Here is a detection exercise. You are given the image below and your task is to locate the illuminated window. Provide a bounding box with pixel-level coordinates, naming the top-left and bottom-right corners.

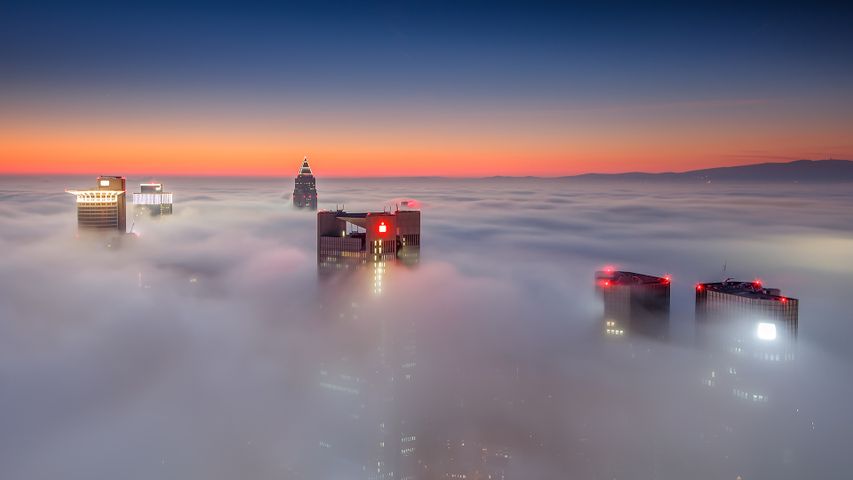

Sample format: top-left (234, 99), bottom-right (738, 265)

top-left (756, 322), bottom-right (777, 341)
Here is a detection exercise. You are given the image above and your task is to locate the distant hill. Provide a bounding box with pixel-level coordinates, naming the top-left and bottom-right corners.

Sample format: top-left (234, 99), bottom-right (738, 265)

top-left (567, 159), bottom-right (853, 182)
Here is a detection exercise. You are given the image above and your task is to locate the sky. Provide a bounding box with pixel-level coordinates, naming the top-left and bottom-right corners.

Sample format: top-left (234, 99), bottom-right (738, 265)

top-left (1, 1), bottom-right (853, 176)
top-left (2, 176), bottom-right (853, 478)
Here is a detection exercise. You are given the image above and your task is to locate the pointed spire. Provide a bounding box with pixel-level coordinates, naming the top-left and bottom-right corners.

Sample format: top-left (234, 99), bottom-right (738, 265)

top-left (298, 156), bottom-right (313, 176)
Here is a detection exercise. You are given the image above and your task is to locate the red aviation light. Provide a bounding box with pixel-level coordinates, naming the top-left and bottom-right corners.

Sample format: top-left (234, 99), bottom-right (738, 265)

top-left (663, 274), bottom-right (672, 284)
top-left (603, 280), bottom-right (611, 287)
top-left (378, 222), bottom-right (387, 233)
top-left (696, 283), bottom-right (704, 292)
top-left (780, 297), bottom-right (788, 303)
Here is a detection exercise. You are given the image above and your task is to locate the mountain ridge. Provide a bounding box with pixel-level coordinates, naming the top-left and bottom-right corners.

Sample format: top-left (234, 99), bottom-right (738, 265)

top-left (561, 159), bottom-right (853, 182)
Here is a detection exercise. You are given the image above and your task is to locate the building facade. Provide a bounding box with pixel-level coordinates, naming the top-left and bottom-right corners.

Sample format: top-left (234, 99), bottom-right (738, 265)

top-left (67, 176), bottom-right (127, 233)
top-left (695, 279), bottom-right (798, 340)
top-left (318, 209), bottom-right (421, 274)
top-left (694, 279), bottom-right (802, 473)
top-left (311, 218), bottom-right (422, 480)
top-left (132, 182), bottom-right (173, 216)
top-left (695, 279), bottom-right (799, 404)
top-left (293, 156), bottom-right (318, 210)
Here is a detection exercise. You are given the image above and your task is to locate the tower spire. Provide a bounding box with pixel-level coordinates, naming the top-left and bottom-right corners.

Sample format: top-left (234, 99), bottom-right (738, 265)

top-left (293, 156), bottom-right (318, 210)
top-left (299, 156), bottom-right (313, 176)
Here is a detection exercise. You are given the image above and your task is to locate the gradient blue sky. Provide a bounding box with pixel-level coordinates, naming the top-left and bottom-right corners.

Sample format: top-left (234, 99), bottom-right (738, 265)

top-left (2, 1), bottom-right (852, 175)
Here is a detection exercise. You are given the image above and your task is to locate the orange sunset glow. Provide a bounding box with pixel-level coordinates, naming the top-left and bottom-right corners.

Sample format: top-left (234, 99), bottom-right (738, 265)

top-left (2, 95), bottom-right (850, 177)
top-left (1, 1), bottom-right (851, 177)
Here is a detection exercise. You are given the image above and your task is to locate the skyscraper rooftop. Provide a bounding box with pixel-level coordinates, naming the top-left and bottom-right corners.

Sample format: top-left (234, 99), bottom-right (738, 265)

top-left (293, 156), bottom-right (318, 210)
top-left (317, 208), bottom-right (421, 274)
top-left (595, 269), bottom-right (670, 339)
top-left (66, 176), bottom-right (127, 233)
top-left (132, 182), bottom-right (173, 216)
top-left (695, 279), bottom-right (798, 339)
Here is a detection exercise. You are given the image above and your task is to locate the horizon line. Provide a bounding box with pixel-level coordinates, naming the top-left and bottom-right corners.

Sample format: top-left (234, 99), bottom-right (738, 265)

top-left (0, 158), bottom-right (848, 180)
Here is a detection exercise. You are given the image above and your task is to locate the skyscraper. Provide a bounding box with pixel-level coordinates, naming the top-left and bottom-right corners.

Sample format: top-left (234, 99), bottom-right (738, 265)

top-left (310, 206), bottom-right (423, 478)
top-left (694, 278), bottom-right (802, 471)
top-left (293, 156), bottom-right (318, 210)
top-left (132, 182), bottom-right (173, 216)
top-left (595, 269), bottom-right (671, 339)
top-left (66, 176), bottom-right (127, 233)
top-left (695, 279), bottom-right (798, 339)
top-left (317, 208), bottom-right (421, 275)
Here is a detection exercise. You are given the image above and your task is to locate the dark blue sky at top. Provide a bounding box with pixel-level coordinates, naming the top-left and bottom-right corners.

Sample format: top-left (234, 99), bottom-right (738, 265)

top-left (1, 1), bottom-right (852, 106)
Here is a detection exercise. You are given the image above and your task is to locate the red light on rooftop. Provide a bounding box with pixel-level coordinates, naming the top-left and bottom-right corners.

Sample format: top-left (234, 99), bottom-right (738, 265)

top-left (378, 221), bottom-right (387, 233)
top-left (604, 280), bottom-right (611, 287)
top-left (663, 274), bottom-right (672, 284)
top-left (780, 297), bottom-right (788, 303)
top-left (603, 265), bottom-right (615, 273)
top-left (696, 283), bottom-right (704, 292)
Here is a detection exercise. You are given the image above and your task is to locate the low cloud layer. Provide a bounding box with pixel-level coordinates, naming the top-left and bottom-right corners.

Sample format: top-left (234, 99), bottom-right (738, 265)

top-left (1, 176), bottom-right (852, 479)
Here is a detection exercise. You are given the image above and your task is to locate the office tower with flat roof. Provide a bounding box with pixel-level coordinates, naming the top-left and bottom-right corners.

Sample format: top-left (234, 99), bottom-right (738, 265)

top-left (595, 269), bottom-right (671, 339)
top-left (293, 156), bottom-right (318, 210)
top-left (310, 207), bottom-right (422, 478)
top-left (66, 176), bottom-right (127, 233)
top-left (694, 278), bottom-right (803, 469)
top-left (132, 182), bottom-right (173, 216)
top-left (695, 279), bottom-right (798, 339)
top-left (317, 208), bottom-right (420, 274)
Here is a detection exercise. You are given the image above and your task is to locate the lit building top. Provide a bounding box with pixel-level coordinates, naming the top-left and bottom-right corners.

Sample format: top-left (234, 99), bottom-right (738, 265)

top-left (696, 279), bottom-right (798, 339)
top-left (696, 279), bottom-right (799, 411)
top-left (696, 279), bottom-right (795, 303)
top-left (293, 156), bottom-right (318, 210)
top-left (298, 157), bottom-right (314, 176)
top-left (132, 183), bottom-right (173, 206)
top-left (133, 192), bottom-right (174, 205)
top-left (318, 209), bottom-right (421, 253)
top-left (66, 176), bottom-right (127, 232)
top-left (66, 175), bottom-right (126, 200)
top-left (317, 208), bottom-right (421, 275)
top-left (66, 190), bottom-right (125, 203)
top-left (595, 269), bottom-right (670, 340)
top-left (595, 269), bottom-right (671, 288)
